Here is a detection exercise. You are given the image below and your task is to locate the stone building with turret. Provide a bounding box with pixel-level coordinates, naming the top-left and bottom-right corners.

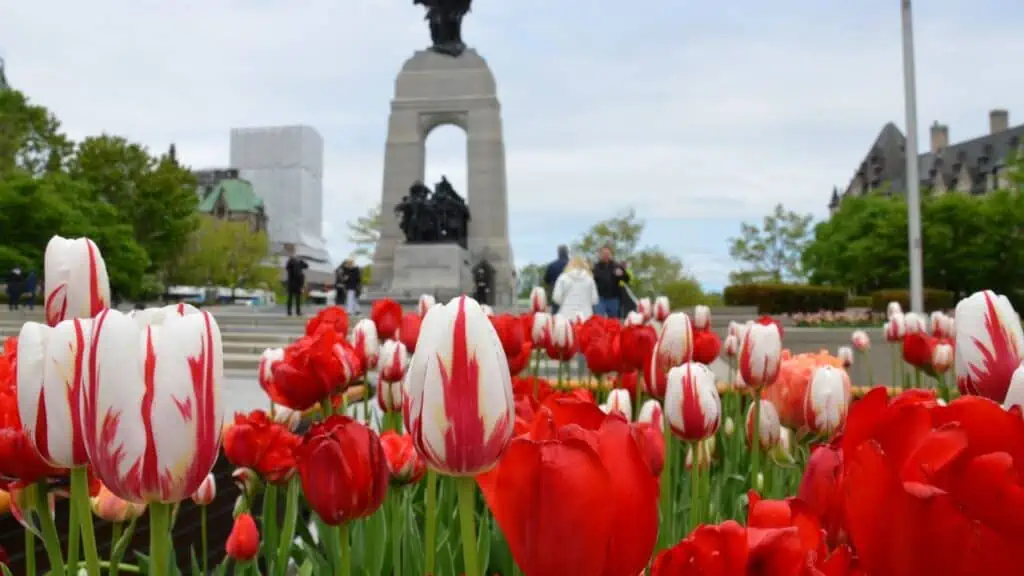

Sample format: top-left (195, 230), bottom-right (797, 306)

top-left (829, 109), bottom-right (1024, 214)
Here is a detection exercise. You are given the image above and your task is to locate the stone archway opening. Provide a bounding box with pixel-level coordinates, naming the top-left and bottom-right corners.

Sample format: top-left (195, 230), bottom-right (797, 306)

top-left (423, 123), bottom-right (468, 205)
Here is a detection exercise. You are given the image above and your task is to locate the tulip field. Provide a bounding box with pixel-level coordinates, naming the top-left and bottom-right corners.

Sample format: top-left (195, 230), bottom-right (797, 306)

top-left (2, 237), bottom-right (1024, 575)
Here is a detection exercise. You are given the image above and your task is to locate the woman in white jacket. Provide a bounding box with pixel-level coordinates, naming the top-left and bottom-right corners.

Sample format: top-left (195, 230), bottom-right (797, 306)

top-left (552, 256), bottom-right (599, 321)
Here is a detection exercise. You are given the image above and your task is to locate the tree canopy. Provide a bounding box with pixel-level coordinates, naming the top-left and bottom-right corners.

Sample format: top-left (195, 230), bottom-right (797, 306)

top-left (173, 218), bottom-right (276, 291)
top-left (346, 203), bottom-right (381, 261)
top-left (0, 85), bottom-right (200, 299)
top-left (802, 170), bottom-right (1024, 299)
top-left (728, 203), bottom-right (812, 284)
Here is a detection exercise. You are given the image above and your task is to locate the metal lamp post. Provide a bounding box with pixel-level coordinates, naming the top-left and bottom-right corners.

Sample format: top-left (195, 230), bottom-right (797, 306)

top-left (900, 0), bottom-right (925, 313)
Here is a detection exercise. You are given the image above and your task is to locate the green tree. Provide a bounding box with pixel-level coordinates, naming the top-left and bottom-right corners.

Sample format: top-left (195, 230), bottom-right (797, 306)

top-left (346, 203), bottom-right (382, 261)
top-left (69, 136), bottom-right (199, 278)
top-left (572, 208), bottom-right (699, 298)
top-left (175, 218), bottom-right (276, 294)
top-left (516, 263), bottom-right (544, 299)
top-left (728, 203), bottom-right (813, 283)
top-left (0, 88), bottom-right (73, 175)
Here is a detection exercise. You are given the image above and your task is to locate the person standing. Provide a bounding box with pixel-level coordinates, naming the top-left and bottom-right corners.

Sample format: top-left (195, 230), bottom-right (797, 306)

top-left (23, 270), bottom-right (37, 310)
top-left (6, 267), bottom-right (23, 311)
top-left (337, 259), bottom-right (362, 315)
top-left (543, 245), bottom-right (570, 313)
top-left (592, 244), bottom-right (628, 318)
top-left (284, 252), bottom-right (309, 316)
top-left (552, 256), bottom-right (598, 321)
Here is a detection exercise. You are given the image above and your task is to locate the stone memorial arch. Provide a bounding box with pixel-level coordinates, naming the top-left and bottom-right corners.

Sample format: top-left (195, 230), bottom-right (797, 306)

top-left (370, 48), bottom-right (515, 305)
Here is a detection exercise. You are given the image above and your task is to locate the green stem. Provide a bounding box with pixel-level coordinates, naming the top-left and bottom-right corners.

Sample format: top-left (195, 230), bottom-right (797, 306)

top-left (200, 506), bottom-right (208, 576)
top-left (750, 389), bottom-right (762, 489)
top-left (30, 484), bottom-right (64, 575)
top-left (338, 523), bottom-right (351, 576)
top-left (67, 485), bottom-right (80, 574)
top-left (531, 348), bottom-right (541, 382)
top-left (262, 484), bottom-right (280, 573)
top-left (67, 560), bottom-right (143, 574)
top-left (71, 467), bottom-right (102, 576)
top-left (634, 371), bottom-right (644, 420)
top-left (455, 477), bottom-right (481, 576)
top-left (424, 469), bottom-right (439, 575)
top-left (390, 492), bottom-right (402, 576)
top-left (659, 433), bottom-right (674, 549)
top-left (24, 523), bottom-right (35, 576)
top-left (149, 502), bottom-right (172, 576)
top-left (890, 343), bottom-right (899, 390)
top-left (275, 479), bottom-right (300, 576)
top-left (110, 522), bottom-right (122, 576)
top-left (689, 441), bottom-right (701, 532)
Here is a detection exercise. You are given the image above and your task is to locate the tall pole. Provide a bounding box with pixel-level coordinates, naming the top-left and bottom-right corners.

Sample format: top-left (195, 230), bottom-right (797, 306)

top-left (900, 0), bottom-right (925, 313)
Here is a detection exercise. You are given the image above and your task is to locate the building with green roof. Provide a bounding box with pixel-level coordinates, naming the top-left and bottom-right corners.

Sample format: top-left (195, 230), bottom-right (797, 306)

top-left (196, 173), bottom-right (268, 233)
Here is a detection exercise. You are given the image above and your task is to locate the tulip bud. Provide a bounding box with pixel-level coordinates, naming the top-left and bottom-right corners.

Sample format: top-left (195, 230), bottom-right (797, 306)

top-left (404, 296), bottom-right (515, 476)
top-left (723, 416), bottom-right (735, 437)
top-left (931, 343), bottom-right (953, 374)
top-left (191, 474), bottom-right (217, 506)
top-left (745, 399), bottom-right (781, 450)
top-left (530, 286), bottom-right (547, 313)
top-left (549, 314), bottom-right (575, 351)
top-left (258, 347), bottom-right (285, 396)
top-left (738, 321), bottom-right (782, 389)
top-left (769, 427), bottom-right (796, 465)
top-left (232, 468), bottom-right (263, 500)
top-left (851, 330), bottom-right (870, 352)
top-left (637, 298), bottom-right (652, 321)
top-left (887, 301), bottom-right (903, 319)
top-left (904, 312), bottom-right (927, 335)
top-left (755, 472), bottom-right (764, 492)
top-left (885, 314), bottom-right (906, 342)
top-left (638, 399), bottom-right (664, 431)
top-left (804, 366), bottom-right (850, 436)
top-left (378, 339), bottom-right (409, 384)
top-left (955, 290), bottom-right (1024, 401)
top-left (91, 484), bottom-right (146, 523)
top-left (352, 318), bottom-right (380, 370)
top-left (418, 294), bottom-right (436, 317)
top-left (653, 296), bottom-right (671, 322)
top-left (728, 321), bottom-right (744, 339)
top-left (226, 513), bottom-right (260, 562)
top-left (837, 346), bottom-right (854, 368)
top-left (693, 305), bottom-right (711, 331)
top-left (685, 437), bottom-right (715, 470)
top-left (664, 362), bottom-right (721, 442)
top-left (658, 313), bottom-right (694, 365)
top-left (605, 388), bottom-right (632, 421)
top-left (624, 311), bottom-right (644, 326)
top-left (723, 334), bottom-right (739, 358)
top-left (380, 431), bottom-right (426, 486)
top-left (43, 235), bottom-right (112, 327)
top-left (531, 312), bottom-right (552, 347)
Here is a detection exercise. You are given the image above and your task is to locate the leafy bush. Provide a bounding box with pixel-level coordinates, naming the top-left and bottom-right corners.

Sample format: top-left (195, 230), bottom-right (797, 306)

top-left (848, 295), bottom-right (872, 308)
top-left (870, 289), bottom-right (955, 313)
top-left (723, 284), bottom-right (847, 314)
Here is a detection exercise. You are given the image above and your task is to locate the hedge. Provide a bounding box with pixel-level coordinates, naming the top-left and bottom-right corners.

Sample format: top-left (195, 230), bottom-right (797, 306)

top-left (848, 295), bottom-right (872, 308)
top-left (722, 284), bottom-right (847, 314)
top-left (870, 289), bottom-right (955, 313)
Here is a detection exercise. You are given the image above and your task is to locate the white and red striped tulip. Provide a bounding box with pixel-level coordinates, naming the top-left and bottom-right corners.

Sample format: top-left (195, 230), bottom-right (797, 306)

top-left (130, 303), bottom-right (201, 329)
top-left (664, 362), bottom-right (720, 442)
top-left (932, 343), bottom-right (954, 374)
top-left (738, 321), bottom-right (782, 389)
top-left (904, 312), bottom-right (927, 335)
top-left (604, 388), bottom-right (632, 421)
top-left (378, 340), bottom-right (409, 383)
top-left (418, 294), bottom-right (436, 317)
top-left (549, 314), bottom-right (575, 351)
top-left (624, 311), bottom-right (644, 326)
top-left (258, 347), bottom-right (284, 396)
top-left (851, 330), bottom-right (870, 352)
top-left (16, 319), bottom-right (94, 467)
top-left (191, 473), bottom-right (217, 506)
top-left (636, 298), bottom-right (652, 321)
top-left (837, 346), bottom-right (854, 368)
top-left (745, 399), bottom-right (781, 450)
top-left (403, 296), bottom-right (515, 476)
top-left (82, 308), bottom-right (224, 503)
top-left (955, 290), bottom-right (1024, 401)
top-left (43, 236), bottom-right (111, 327)
top-left (693, 305), bottom-right (711, 331)
top-left (769, 427), bottom-right (796, 465)
top-left (803, 366), bottom-right (850, 436)
top-left (481, 304), bottom-right (494, 317)
top-left (886, 301), bottom-right (903, 319)
top-left (723, 334), bottom-right (739, 358)
top-left (653, 296), bottom-right (671, 323)
top-left (531, 312), bottom-right (552, 347)
top-left (884, 314), bottom-right (906, 342)
top-left (728, 321), bottom-right (744, 339)
top-left (1002, 365), bottom-right (1024, 412)
top-left (644, 312), bottom-right (694, 398)
top-left (352, 318), bottom-right (380, 370)
top-left (638, 399), bottom-right (664, 431)
top-left (529, 286), bottom-right (547, 313)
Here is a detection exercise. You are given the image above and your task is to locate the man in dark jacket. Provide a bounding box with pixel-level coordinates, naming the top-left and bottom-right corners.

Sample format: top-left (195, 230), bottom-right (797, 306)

top-left (284, 251), bottom-right (309, 316)
top-left (591, 245), bottom-right (628, 318)
top-left (336, 259), bottom-right (362, 315)
top-left (543, 245), bottom-right (569, 313)
top-left (6, 267), bottom-right (23, 311)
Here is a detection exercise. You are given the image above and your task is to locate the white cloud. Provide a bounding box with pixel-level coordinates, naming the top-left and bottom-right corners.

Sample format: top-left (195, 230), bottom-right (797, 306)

top-left (3, 0), bottom-right (1024, 277)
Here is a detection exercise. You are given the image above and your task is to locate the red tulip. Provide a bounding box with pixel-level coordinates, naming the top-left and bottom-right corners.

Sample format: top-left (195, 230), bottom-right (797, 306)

top-left (506, 340), bottom-right (533, 377)
top-left (295, 415), bottom-right (389, 525)
top-left (223, 411), bottom-right (301, 484)
top-left (225, 513), bottom-right (260, 562)
top-left (490, 314), bottom-right (525, 360)
top-left (691, 329), bottom-right (721, 365)
top-left (797, 444), bottom-right (845, 547)
top-left (477, 400), bottom-right (658, 576)
top-left (270, 329), bottom-right (362, 411)
top-left (306, 305), bottom-right (349, 338)
top-left (397, 313), bottom-right (422, 353)
top-left (650, 520), bottom-right (808, 575)
top-left (619, 324), bottom-right (656, 373)
top-left (902, 331), bottom-right (938, 374)
top-left (371, 298), bottom-right (403, 341)
top-left (379, 431), bottom-right (426, 485)
top-left (584, 331), bottom-right (621, 375)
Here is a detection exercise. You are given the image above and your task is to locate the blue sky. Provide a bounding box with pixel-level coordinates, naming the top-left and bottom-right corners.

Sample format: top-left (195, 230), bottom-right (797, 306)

top-left (4, 1), bottom-right (1024, 291)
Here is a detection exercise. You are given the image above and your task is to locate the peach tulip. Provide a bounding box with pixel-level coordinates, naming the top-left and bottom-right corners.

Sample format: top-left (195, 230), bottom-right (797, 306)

top-left (762, 350), bottom-right (845, 429)
top-left (91, 484), bottom-right (146, 523)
